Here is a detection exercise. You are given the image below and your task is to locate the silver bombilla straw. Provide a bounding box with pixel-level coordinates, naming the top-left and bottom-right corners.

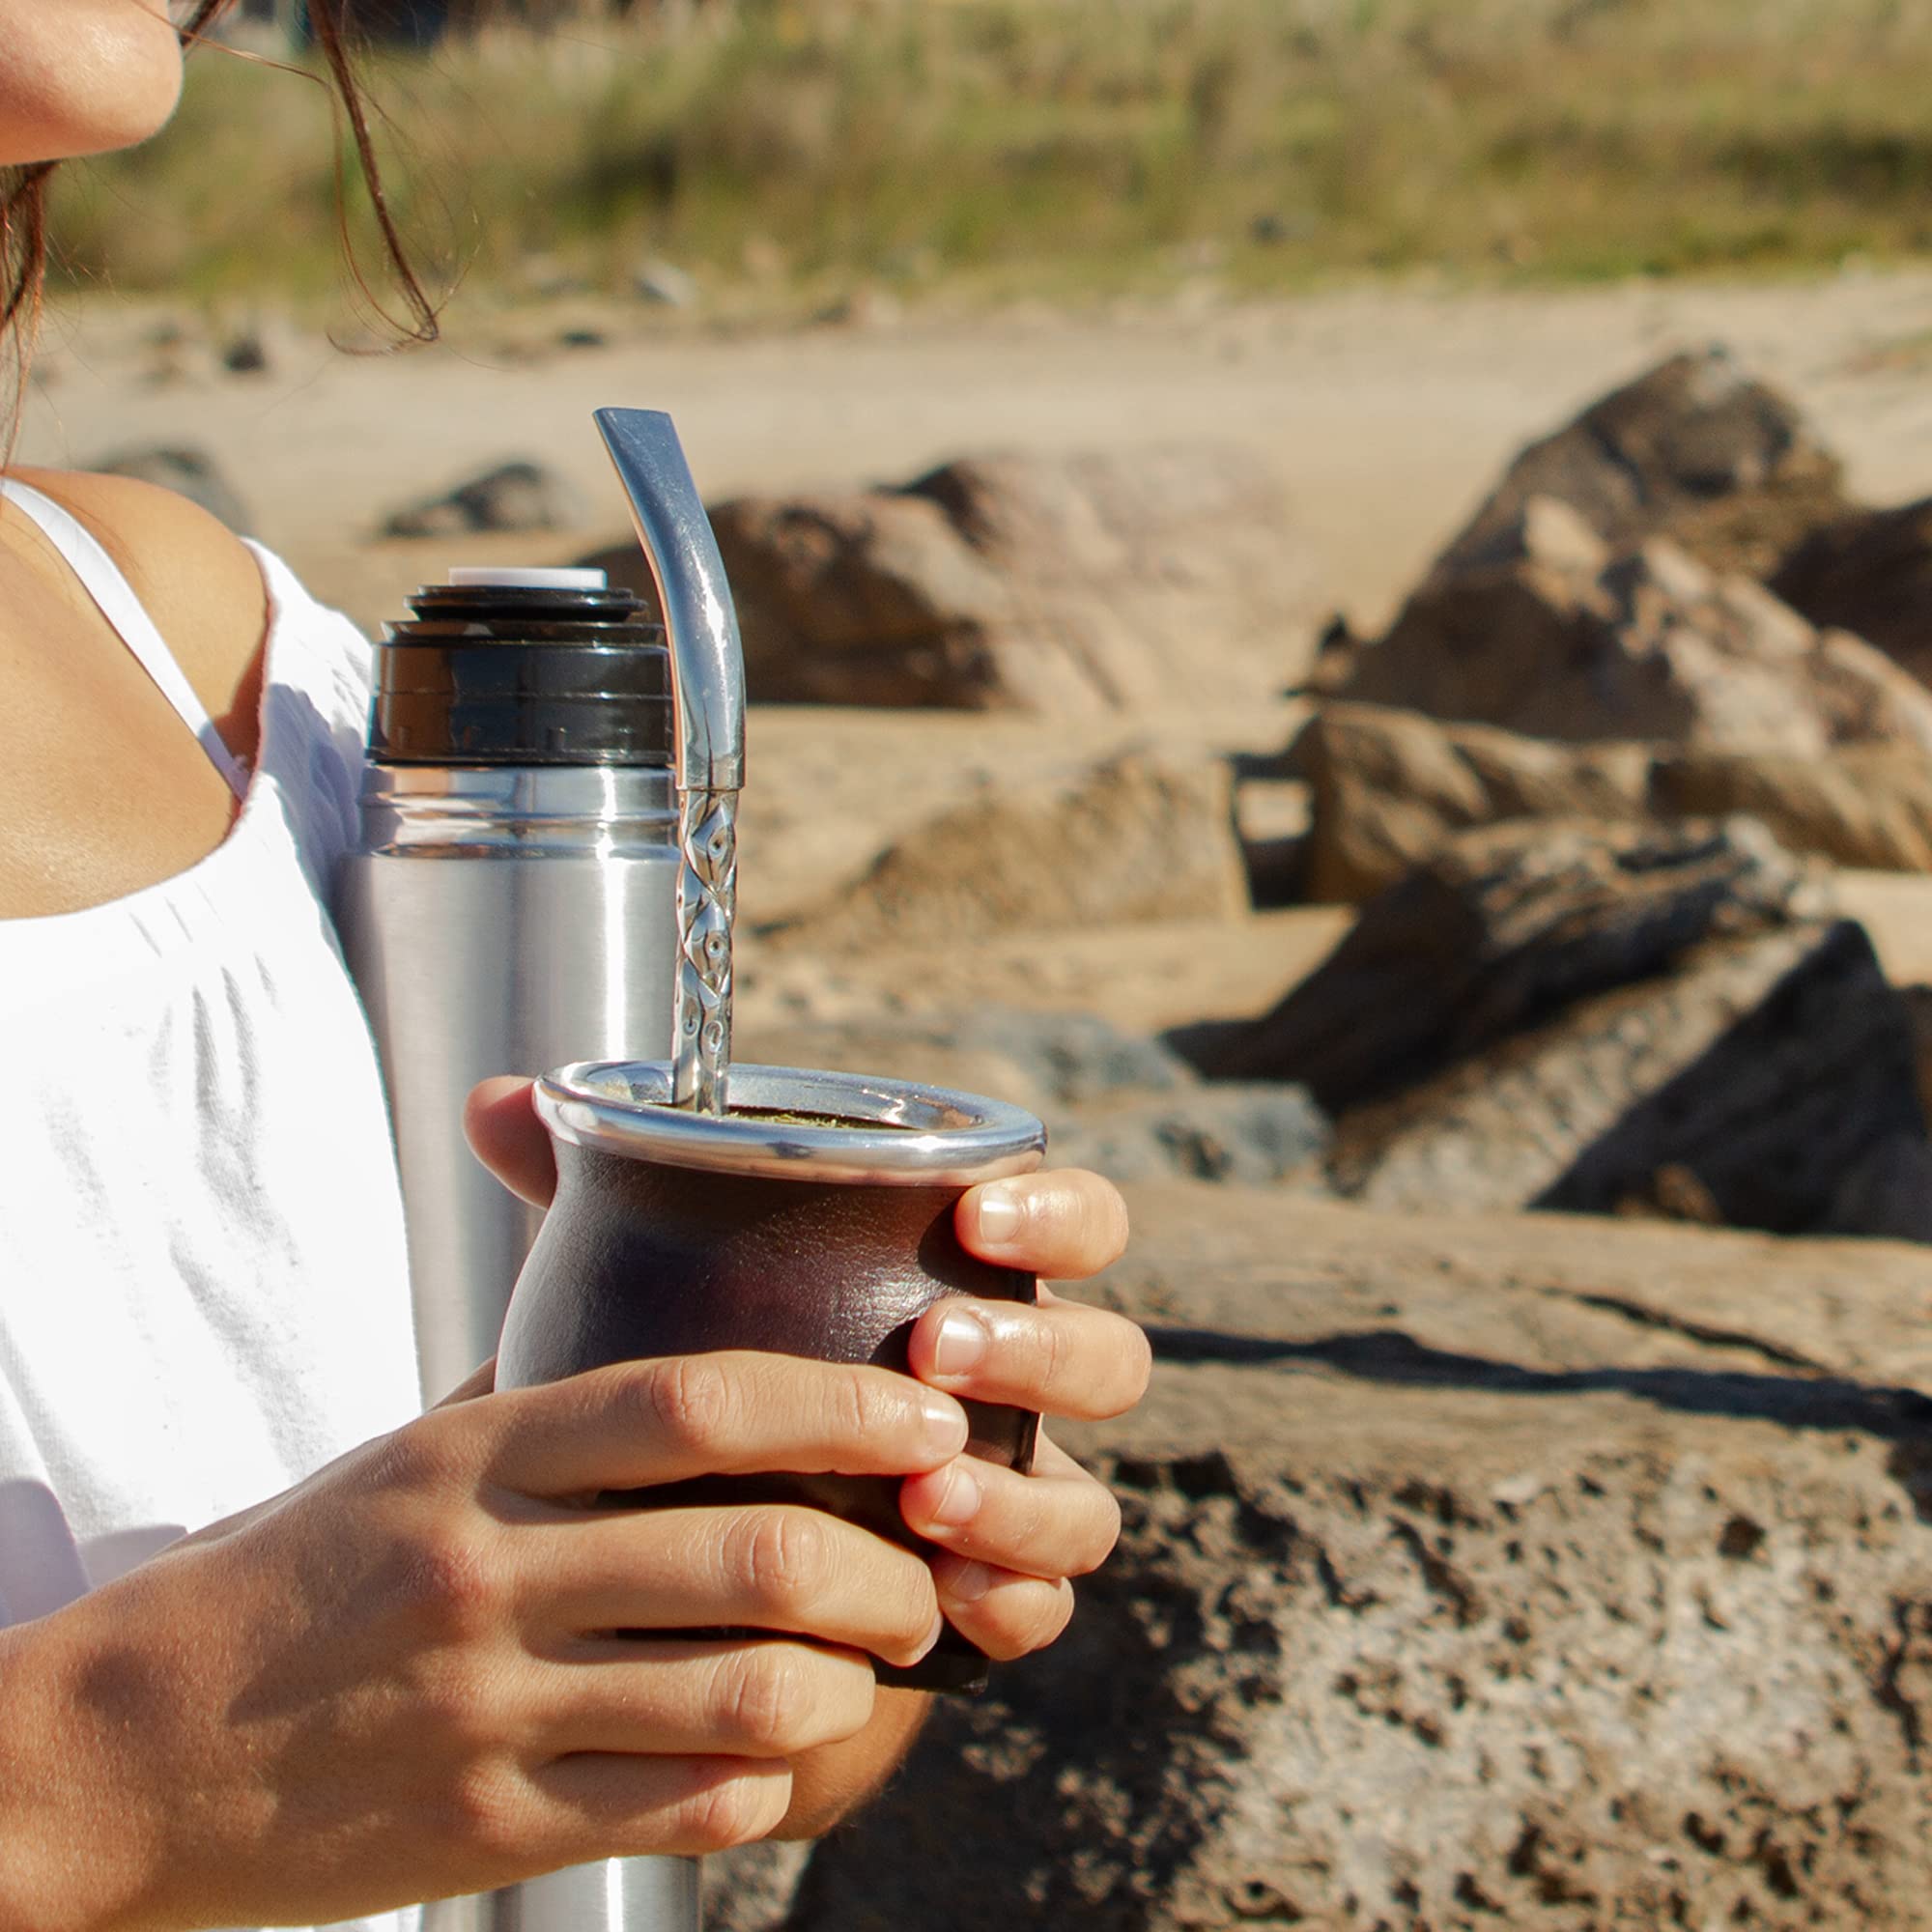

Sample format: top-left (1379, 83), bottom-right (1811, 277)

top-left (595, 409), bottom-right (746, 1117)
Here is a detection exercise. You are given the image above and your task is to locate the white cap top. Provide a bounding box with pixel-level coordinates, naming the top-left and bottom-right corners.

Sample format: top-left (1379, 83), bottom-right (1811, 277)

top-left (446, 565), bottom-right (610, 591)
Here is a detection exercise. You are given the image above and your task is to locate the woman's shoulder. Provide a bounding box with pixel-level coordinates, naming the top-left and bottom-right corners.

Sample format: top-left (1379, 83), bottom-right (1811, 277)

top-left (10, 465), bottom-right (270, 716)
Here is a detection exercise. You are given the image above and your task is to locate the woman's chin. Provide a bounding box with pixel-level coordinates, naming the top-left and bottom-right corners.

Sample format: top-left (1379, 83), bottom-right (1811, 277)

top-left (0, 0), bottom-right (186, 164)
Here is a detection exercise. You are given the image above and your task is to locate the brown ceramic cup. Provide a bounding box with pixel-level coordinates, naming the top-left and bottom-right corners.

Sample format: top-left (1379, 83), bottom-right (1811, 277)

top-left (497, 1060), bottom-right (1049, 1694)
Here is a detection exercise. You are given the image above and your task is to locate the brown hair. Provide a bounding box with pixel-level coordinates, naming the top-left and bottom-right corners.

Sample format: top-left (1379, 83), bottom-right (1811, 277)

top-left (0, 0), bottom-right (436, 383)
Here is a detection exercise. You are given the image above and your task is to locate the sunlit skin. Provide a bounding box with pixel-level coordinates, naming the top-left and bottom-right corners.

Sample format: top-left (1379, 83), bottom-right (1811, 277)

top-left (0, 5), bottom-right (1151, 1926)
top-left (0, 0), bottom-right (185, 164)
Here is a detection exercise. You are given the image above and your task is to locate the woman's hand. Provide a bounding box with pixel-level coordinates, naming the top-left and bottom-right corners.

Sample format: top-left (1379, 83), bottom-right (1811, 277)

top-left (0, 1351), bottom-right (970, 1932)
top-left (466, 1076), bottom-right (1149, 1667)
top-left (459, 1079), bottom-right (1148, 1840)
top-left (905, 1171), bottom-right (1144, 1660)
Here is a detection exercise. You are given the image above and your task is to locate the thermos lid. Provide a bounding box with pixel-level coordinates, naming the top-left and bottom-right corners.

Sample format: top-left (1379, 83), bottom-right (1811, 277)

top-left (369, 569), bottom-right (672, 767)
top-left (537, 1062), bottom-right (1049, 1187)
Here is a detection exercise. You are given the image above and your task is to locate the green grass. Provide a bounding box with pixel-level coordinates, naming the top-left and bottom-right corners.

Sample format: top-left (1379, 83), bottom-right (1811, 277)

top-left (48, 0), bottom-right (1932, 319)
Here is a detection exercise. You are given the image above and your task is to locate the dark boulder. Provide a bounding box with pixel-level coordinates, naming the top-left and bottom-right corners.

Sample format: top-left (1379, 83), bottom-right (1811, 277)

top-left (1334, 499), bottom-right (1932, 753)
top-left (643, 445), bottom-right (1321, 714)
top-left (1195, 816), bottom-right (1808, 1112)
top-left (1330, 918), bottom-right (1927, 1238)
top-left (1434, 345), bottom-right (1849, 583)
top-left (1771, 496), bottom-right (1932, 691)
top-left (381, 459), bottom-right (587, 539)
top-left (1295, 701), bottom-right (1652, 903)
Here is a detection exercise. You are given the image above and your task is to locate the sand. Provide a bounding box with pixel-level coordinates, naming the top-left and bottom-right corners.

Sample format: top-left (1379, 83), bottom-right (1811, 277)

top-left (19, 268), bottom-right (1932, 638)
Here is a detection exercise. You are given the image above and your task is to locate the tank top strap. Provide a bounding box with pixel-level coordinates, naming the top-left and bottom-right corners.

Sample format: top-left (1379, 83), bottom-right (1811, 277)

top-left (0, 478), bottom-right (251, 801)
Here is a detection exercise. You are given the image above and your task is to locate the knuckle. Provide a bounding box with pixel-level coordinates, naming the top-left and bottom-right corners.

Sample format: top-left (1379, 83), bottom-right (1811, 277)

top-left (1032, 1308), bottom-right (1073, 1394)
top-left (717, 1648), bottom-right (816, 1754)
top-left (682, 1771), bottom-right (788, 1853)
top-left (358, 1415), bottom-right (463, 1498)
top-left (1029, 1178), bottom-right (1077, 1250)
top-left (834, 1368), bottom-right (895, 1445)
top-left (639, 1356), bottom-right (736, 1460)
top-left (442, 1756), bottom-right (529, 1861)
top-left (734, 1508), bottom-right (828, 1621)
top-left (389, 1521), bottom-right (501, 1640)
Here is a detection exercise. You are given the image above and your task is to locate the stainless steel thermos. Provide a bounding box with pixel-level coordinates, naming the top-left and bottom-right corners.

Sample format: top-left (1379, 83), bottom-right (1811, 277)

top-left (336, 412), bottom-right (745, 1932)
top-left (335, 562), bottom-right (682, 1408)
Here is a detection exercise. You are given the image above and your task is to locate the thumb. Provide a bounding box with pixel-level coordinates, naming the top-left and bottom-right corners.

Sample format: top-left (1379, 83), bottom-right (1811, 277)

top-left (463, 1075), bottom-right (557, 1209)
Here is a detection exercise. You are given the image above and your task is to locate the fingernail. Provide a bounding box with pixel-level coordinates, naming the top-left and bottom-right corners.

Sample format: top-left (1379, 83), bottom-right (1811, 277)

top-left (946, 1561), bottom-right (994, 1605)
top-left (974, 1184), bottom-right (1023, 1244)
top-left (921, 1391), bottom-right (969, 1455)
top-left (932, 1308), bottom-right (989, 1378)
top-left (930, 1462), bottom-right (982, 1527)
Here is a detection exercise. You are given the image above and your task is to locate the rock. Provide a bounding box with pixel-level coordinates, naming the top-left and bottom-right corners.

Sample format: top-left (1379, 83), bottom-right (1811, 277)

top-left (1052, 1085), bottom-right (1331, 1187)
top-left (1771, 497), bottom-right (1932, 690)
top-left (961, 1007), bottom-right (1200, 1106)
top-left (729, 1183), bottom-right (1932, 1932)
top-left (1196, 816), bottom-right (1809, 1112)
top-left (733, 1007), bottom-right (1198, 1125)
top-left (516, 251), bottom-right (590, 301)
top-left (1435, 346), bottom-right (1850, 582)
top-left (705, 1841), bottom-right (811, 1932)
top-left (1301, 610), bottom-right (1362, 696)
top-left (699, 492), bottom-right (1022, 707)
top-left (94, 445), bottom-right (254, 535)
top-left (1336, 503), bottom-right (1932, 754)
top-left (1295, 707), bottom-right (1932, 897)
top-left (131, 317), bottom-right (206, 389)
top-left (1234, 774), bottom-right (1313, 908)
top-left (632, 258), bottom-right (698, 308)
top-left (683, 444), bottom-right (1320, 713)
top-left (380, 459), bottom-right (586, 539)
top-left (1821, 1133), bottom-right (1932, 1244)
top-left (813, 287), bottom-right (903, 330)
top-left (1296, 702), bottom-right (1652, 902)
top-left (1904, 986), bottom-right (1932, 1122)
top-left (1652, 744), bottom-right (1932, 873)
top-left (1330, 919), bottom-right (1928, 1236)
top-left (219, 331), bottom-right (269, 375)
top-left (765, 747), bottom-right (1251, 952)
top-left (732, 1007), bottom-right (1329, 1187)
top-left (1807, 626), bottom-right (1932, 752)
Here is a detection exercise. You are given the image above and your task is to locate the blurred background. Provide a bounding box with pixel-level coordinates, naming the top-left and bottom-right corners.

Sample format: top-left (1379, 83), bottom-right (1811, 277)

top-left (36, 0), bottom-right (1932, 646)
top-left (69, 0), bottom-right (1932, 314)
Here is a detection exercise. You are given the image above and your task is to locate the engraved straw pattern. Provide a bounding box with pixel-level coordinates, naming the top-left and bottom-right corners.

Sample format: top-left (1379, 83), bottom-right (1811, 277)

top-left (672, 786), bottom-right (738, 1115)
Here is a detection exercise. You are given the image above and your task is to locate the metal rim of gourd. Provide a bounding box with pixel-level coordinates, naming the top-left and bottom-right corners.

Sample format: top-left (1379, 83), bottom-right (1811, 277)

top-left (537, 1061), bottom-right (1049, 1186)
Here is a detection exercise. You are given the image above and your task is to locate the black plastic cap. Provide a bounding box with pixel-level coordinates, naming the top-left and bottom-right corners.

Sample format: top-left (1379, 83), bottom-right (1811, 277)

top-left (369, 581), bottom-right (674, 767)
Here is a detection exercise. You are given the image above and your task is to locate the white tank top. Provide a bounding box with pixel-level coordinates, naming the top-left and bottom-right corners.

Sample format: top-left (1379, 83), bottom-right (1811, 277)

top-left (0, 480), bottom-right (422, 1932)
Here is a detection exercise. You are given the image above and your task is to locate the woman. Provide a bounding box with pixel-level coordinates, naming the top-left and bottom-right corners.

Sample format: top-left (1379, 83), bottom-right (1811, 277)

top-left (0, 5), bottom-right (1150, 1928)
